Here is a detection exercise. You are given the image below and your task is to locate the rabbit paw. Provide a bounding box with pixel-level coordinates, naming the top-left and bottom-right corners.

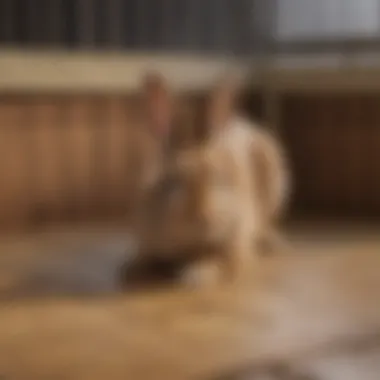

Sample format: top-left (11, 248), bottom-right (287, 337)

top-left (180, 259), bottom-right (223, 289)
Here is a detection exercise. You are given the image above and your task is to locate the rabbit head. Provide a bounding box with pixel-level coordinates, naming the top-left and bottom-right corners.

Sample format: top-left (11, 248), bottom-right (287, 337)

top-left (136, 79), bottom-right (247, 263)
top-left (137, 143), bottom-right (242, 262)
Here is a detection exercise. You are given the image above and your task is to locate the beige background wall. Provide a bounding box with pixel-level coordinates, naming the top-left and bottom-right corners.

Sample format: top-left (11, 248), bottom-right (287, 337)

top-left (0, 49), bottom-right (250, 92)
top-left (3, 50), bottom-right (380, 92)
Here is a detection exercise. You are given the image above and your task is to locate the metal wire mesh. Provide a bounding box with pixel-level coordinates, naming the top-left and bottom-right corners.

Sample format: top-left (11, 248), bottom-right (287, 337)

top-left (1, 0), bottom-right (380, 56)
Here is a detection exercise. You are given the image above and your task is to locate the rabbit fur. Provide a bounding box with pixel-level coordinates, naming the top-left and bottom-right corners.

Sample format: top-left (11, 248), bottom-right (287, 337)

top-left (123, 76), bottom-right (290, 288)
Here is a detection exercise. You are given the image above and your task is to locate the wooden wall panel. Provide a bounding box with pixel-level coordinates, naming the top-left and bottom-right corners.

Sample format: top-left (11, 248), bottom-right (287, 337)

top-left (62, 97), bottom-right (95, 221)
top-left (371, 104), bottom-right (380, 211)
top-left (31, 99), bottom-right (64, 224)
top-left (2, 90), bottom-right (379, 228)
top-left (0, 93), bottom-right (205, 231)
top-left (0, 101), bottom-right (31, 228)
top-left (282, 93), bottom-right (380, 219)
top-left (102, 97), bottom-right (130, 218)
top-left (0, 94), bottom-right (134, 230)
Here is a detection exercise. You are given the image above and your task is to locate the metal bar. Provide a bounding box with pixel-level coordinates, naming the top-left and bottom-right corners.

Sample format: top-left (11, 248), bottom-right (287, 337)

top-left (107, 0), bottom-right (123, 48)
top-left (136, 0), bottom-right (147, 48)
top-left (212, 0), bottom-right (231, 52)
top-left (48, 0), bottom-right (64, 46)
top-left (0, 0), bottom-right (14, 43)
top-left (27, 0), bottom-right (48, 46)
top-left (161, 0), bottom-right (172, 49)
top-left (77, 0), bottom-right (96, 48)
top-left (183, 0), bottom-right (200, 50)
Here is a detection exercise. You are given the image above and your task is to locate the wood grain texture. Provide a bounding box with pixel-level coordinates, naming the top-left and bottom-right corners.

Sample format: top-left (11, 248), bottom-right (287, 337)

top-left (282, 93), bottom-right (380, 219)
top-left (0, 226), bottom-right (379, 379)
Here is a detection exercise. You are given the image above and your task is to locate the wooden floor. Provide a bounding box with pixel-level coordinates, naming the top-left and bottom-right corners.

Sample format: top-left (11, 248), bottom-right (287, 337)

top-left (0, 223), bottom-right (379, 380)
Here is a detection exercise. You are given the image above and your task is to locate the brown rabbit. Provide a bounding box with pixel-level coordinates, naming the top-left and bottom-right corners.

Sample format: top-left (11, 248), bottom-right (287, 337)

top-left (122, 77), bottom-right (290, 288)
top-left (126, 72), bottom-right (191, 230)
top-left (129, 150), bottom-right (252, 287)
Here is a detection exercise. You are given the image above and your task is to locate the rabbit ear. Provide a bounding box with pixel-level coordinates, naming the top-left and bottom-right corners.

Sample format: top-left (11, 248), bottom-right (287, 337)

top-left (195, 75), bottom-right (242, 143)
top-left (141, 71), bottom-right (174, 136)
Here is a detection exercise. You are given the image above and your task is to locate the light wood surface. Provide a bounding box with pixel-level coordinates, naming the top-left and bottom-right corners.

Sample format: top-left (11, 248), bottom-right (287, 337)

top-left (0, 226), bottom-right (379, 379)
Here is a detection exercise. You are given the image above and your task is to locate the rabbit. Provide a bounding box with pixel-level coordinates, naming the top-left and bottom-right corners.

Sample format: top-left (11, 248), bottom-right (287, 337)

top-left (126, 72), bottom-right (191, 230)
top-left (193, 76), bottom-right (291, 256)
top-left (121, 76), bottom-right (289, 289)
top-left (123, 142), bottom-right (254, 288)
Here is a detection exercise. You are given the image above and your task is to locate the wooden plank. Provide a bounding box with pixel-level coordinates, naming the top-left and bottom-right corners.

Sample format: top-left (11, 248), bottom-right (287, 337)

top-left (102, 96), bottom-right (130, 217)
top-left (61, 96), bottom-right (95, 222)
top-left (282, 93), bottom-right (380, 220)
top-left (0, 100), bottom-right (29, 228)
top-left (32, 97), bottom-right (71, 225)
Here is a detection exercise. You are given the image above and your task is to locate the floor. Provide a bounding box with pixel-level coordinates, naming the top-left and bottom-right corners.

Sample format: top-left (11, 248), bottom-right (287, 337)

top-left (0, 222), bottom-right (379, 380)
